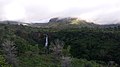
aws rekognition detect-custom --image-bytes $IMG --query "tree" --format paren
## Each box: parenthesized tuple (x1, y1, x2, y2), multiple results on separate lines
(50, 39, 71, 67)
(49, 39, 64, 66)
(2, 40, 18, 67)
(50, 39, 64, 59)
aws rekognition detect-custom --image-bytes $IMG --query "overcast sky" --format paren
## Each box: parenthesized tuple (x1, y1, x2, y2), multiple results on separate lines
(0, 0, 120, 24)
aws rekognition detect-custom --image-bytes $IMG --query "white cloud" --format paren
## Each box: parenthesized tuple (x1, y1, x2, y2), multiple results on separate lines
(3, 1, 26, 20)
(0, 0, 120, 24)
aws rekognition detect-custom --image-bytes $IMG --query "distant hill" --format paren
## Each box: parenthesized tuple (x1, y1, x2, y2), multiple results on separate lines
(0, 20, 31, 26)
(99, 24, 120, 28)
(1, 17, 120, 29)
(30, 17, 99, 28)
(0, 20, 20, 25)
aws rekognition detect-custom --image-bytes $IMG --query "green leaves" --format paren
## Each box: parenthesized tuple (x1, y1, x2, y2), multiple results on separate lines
(0, 55, 11, 67)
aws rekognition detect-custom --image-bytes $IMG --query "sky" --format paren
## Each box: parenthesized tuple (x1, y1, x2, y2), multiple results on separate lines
(0, 0, 120, 24)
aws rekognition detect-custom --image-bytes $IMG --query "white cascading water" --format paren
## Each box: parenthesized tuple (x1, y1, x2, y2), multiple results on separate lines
(45, 34, 48, 47)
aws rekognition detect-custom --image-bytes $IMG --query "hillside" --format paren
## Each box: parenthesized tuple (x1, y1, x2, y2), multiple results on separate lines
(28, 17, 120, 30)
(1, 17, 120, 29)
(0, 18, 120, 67)
(0, 23, 120, 67)
(30, 17, 99, 28)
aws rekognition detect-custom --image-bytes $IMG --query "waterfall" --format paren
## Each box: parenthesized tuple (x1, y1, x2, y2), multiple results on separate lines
(45, 34, 48, 47)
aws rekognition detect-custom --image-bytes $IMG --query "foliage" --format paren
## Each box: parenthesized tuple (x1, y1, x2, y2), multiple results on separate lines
(0, 55, 11, 67)
(0, 24, 120, 66)
(71, 58, 104, 67)
(2, 40, 18, 67)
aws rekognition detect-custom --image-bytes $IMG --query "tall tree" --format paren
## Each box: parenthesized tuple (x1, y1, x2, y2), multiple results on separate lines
(2, 40, 18, 67)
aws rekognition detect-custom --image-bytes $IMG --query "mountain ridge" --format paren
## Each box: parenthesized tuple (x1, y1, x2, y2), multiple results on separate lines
(1, 17, 120, 29)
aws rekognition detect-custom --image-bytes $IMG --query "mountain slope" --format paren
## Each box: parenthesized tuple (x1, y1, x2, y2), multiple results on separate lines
(30, 17, 99, 28)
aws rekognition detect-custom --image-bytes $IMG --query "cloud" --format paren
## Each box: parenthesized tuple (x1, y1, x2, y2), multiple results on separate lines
(0, 0, 120, 24)
(3, 1, 26, 20)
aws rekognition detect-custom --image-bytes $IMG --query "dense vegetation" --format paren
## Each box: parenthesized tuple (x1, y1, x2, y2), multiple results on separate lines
(0, 22, 120, 67)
